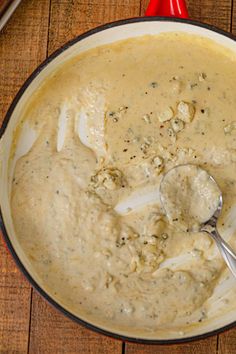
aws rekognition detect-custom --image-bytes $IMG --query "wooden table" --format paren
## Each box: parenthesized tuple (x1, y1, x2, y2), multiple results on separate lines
(0, 0, 236, 353)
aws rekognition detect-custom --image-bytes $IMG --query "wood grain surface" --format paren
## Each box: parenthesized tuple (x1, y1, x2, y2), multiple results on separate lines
(232, 1, 236, 34)
(0, 1, 50, 352)
(48, 0, 141, 55)
(0, 0, 236, 353)
(0, 1, 14, 17)
(28, 291, 122, 354)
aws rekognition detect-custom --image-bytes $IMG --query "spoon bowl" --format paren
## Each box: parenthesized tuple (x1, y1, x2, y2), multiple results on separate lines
(160, 164, 236, 278)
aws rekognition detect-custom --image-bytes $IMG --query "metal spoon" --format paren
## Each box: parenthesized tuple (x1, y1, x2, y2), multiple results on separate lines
(160, 164, 236, 278)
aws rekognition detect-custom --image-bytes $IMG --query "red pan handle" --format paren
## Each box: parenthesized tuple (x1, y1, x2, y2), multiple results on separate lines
(145, 0, 189, 18)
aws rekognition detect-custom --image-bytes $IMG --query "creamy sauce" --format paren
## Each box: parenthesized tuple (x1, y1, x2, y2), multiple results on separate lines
(10, 33, 236, 337)
(160, 164, 221, 231)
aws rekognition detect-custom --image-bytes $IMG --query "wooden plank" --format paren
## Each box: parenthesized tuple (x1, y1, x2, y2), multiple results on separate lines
(0, 237, 31, 353)
(0, 0, 50, 352)
(126, 338, 217, 354)
(141, 0, 232, 31)
(232, 0, 236, 34)
(218, 328, 236, 354)
(186, 0, 232, 31)
(29, 1, 140, 353)
(29, 291, 122, 354)
(0, 0, 51, 120)
(48, 0, 141, 55)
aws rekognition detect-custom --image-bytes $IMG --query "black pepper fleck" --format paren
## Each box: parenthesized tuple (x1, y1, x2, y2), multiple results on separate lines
(150, 82, 158, 88)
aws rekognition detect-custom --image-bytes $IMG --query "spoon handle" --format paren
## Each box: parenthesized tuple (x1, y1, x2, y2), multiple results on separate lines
(145, 0, 189, 18)
(205, 228, 236, 277)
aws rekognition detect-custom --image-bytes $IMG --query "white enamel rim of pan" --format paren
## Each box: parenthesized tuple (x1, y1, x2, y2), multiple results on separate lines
(1, 17, 236, 344)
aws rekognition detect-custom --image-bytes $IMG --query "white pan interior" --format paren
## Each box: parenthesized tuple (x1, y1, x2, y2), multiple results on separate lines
(1, 19, 236, 341)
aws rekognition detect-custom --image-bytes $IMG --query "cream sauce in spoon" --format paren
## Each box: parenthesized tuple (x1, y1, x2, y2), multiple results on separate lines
(160, 164, 221, 231)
